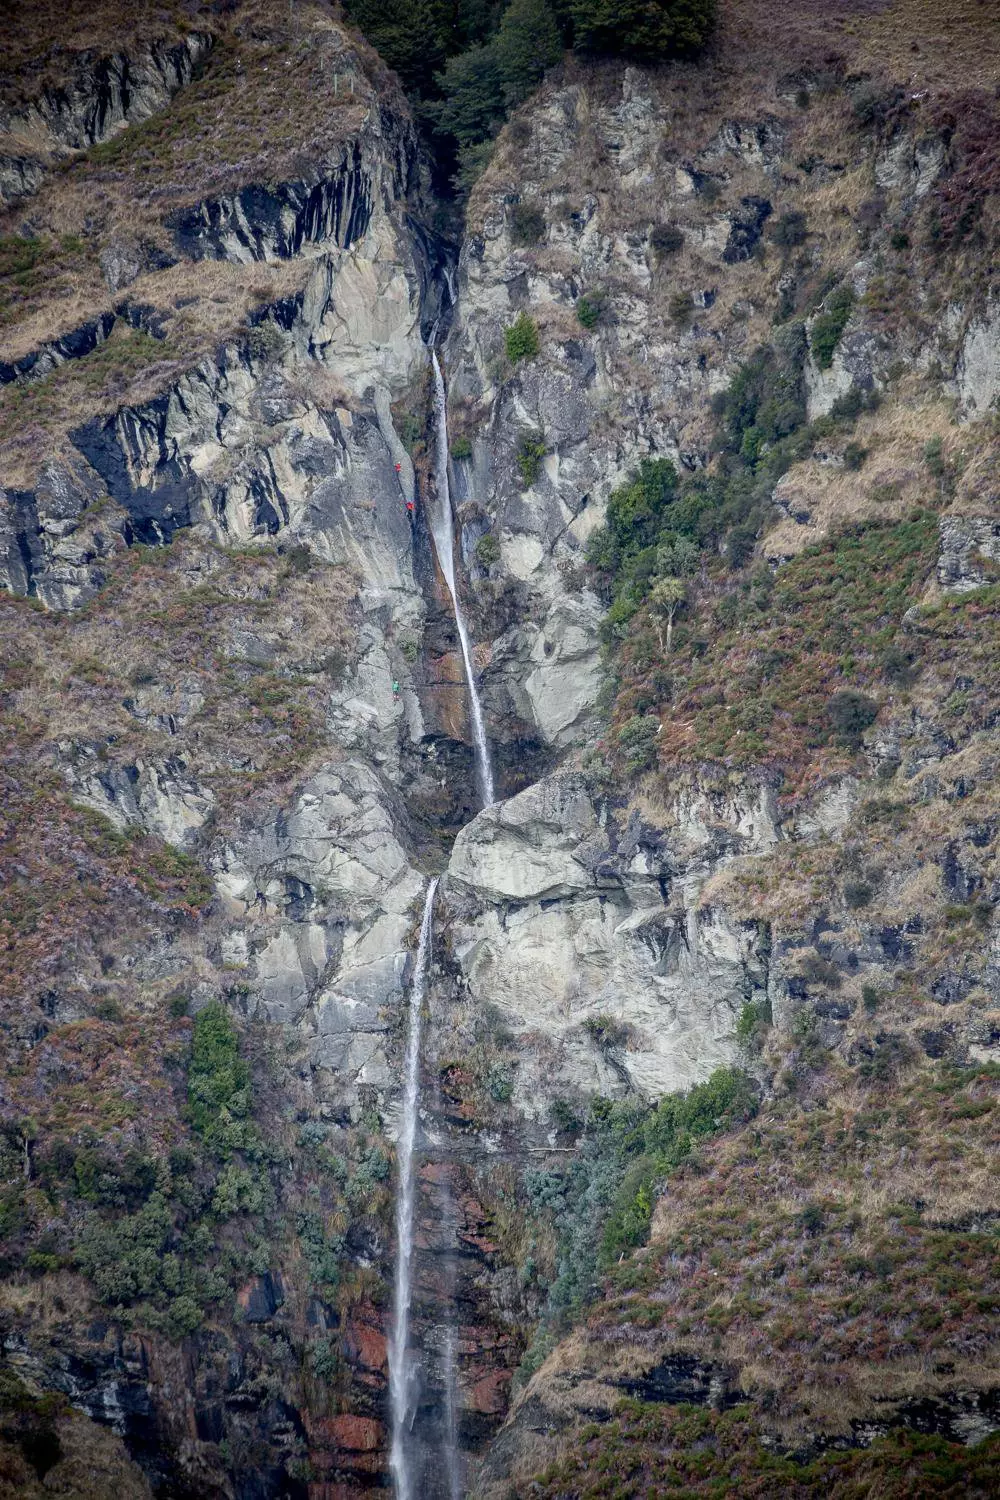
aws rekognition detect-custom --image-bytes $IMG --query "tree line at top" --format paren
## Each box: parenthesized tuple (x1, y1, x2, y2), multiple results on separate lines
(344, 0, 717, 190)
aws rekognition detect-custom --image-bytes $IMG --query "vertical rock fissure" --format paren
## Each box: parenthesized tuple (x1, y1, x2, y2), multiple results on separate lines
(389, 876, 439, 1500)
(429, 346, 496, 809)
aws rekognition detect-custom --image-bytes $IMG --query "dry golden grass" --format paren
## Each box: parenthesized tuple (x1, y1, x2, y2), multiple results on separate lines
(2, 253, 308, 366)
(855, 0, 1000, 94)
(764, 394, 963, 559)
(0, 529, 358, 813)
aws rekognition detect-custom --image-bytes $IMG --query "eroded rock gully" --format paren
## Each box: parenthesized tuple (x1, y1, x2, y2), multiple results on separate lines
(3, 10, 1000, 1497)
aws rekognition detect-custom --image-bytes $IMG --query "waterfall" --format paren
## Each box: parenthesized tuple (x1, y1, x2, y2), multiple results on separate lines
(429, 350, 496, 808)
(389, 877, 439, 1500)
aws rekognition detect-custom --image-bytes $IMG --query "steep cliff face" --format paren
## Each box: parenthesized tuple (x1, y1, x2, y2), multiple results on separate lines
(2, 0, 1000, 1497)
(436, 2, 1000, 1492)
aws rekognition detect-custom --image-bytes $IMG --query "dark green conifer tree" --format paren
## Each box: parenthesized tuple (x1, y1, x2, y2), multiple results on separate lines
(570, 0, 716, 60)
(494, 0, 562, 107)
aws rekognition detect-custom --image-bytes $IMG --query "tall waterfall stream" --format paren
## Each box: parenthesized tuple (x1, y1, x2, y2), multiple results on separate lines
(388, 877, 439, 1500)
(388, 339, 498, 1497)
(429, 349, 496, 809)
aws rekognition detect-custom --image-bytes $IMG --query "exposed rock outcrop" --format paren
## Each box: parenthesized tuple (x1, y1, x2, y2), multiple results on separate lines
(0, 32, 213, 208)
(441, 773, 775, 1108)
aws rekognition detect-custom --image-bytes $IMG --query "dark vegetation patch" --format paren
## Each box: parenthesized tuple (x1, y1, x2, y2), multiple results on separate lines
(517, 1067, 758, 1370)
(589, 1065, 1000, 1422)
(0, 997, 394, 1347)
(529, 1403, 1000, 1498)
(931, 90, 1000, 249)
(581, 320, 941, 793)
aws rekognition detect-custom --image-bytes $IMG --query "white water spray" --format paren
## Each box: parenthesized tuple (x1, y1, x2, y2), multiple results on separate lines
(389, 877, 439, 1500)
(429, 350, 495, 808)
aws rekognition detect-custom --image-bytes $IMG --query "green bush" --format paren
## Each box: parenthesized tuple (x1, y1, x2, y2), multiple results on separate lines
(843, 441, 868, 470)
(550, 1098, 583, 1134)
(517, 431, 546, 485)
(583, 1014, 630, 1050)
(844, 880, 873, 909)
(505, 312, 540, 362)
(475, 532, 501, 568)
(525, 1067, 756, 1324)
(245, 321, 286, 363)
(510, 200, 547, 245)
(296, 1210, 343, 1291)
(311, 1338, 339, 1379)
(495, 0, 562, 108)
(735, 997, 772, 1052)
(576, 292, 604, 328)
(826, 688, 879, 748)
(450, 434, 473, 460)
(881, 646, 916, 686)
(487, 1064, 515, 1102)
(616, 714, 660, 773)
(810, 284, 855, 368)
(924, 435, 946, 478)
(187, 1003, 252, 1152)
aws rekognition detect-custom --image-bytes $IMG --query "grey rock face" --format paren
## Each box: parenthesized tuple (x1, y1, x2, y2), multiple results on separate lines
(169, 153, 375, 264)
(0, 460, 115, 609)
(938, 515, 1000, 592)
(956, 294, 1000, 417)
(442, 775, 776, 1110)
(212, 761, 426, 1109)
(62, 748, 215, 848)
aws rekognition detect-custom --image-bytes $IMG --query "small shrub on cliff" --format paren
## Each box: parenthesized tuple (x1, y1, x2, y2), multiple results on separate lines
(826, 688, 879, 749)
(616, 714, 659, 773)
(770, 210, 808, 248)
(668, 290, 694, 327)
(844, 879, 873, 909)
(450, 434, 473, 460)
(517, 431, 546, 485)
(475, 532, 501, 569)
(486, 1063, 515, 1102)
(187, 1002, 252, 1152)
(510, 200, 547, 245)
(505, 312, 540, 363)
(583, 1014, 630, 1051)
(650, 222, 684, 259)
(810, 284, 855, 368)
(576, 292, 605, 329)
(245, 321, 286, 364)
(735, 997, 772, 1052)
